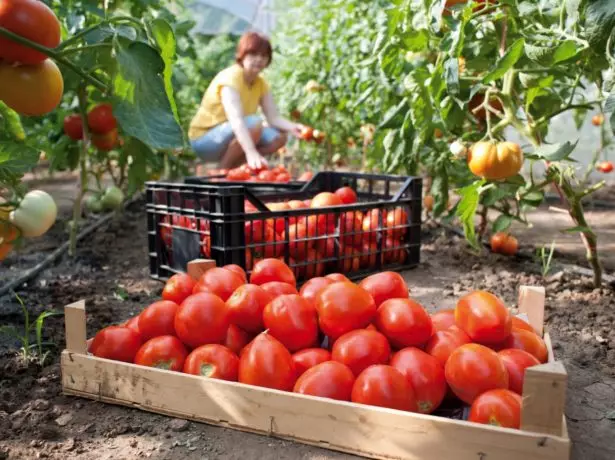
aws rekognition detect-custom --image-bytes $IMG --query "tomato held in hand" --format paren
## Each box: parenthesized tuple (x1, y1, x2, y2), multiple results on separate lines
(87, 103, 117, 134)
(134, 335, 188, 371)
(294, 361, 355, 401)
(263, 294, 319, 352)
(331, 329, 391, 376)
(425, 326, 471, 367)
(260, 281, 299, 297)
(137, 300, 179, 341)
(468, 389, 522, 429)
(250, 258, 296, 287)
(431, 309, 456, 332)
(90, 326, 141, 363)
(224, 324, 252, 356)
(63, 114, 83, 140)
(358, 271, 410, 307)
(193, 267, 245, 301)
(500, 328, 548, 363)
(162, 273, 196, 305)
(183, 344, 239, 381)
(351, 365, 417, 412)
(292, 348, 332, 377)
(316, 282, 377, 340)
(455, 290, 512, 345)
(375, 298, 432, 349)
(445, 343, 509, 405)
(390, 347, 446, 414)
(498, 348, 540, 395)
(238, 332, 297, 391)
(0, 0, 61, 64)
(226, 284, 273, 334)
(174, 292, 230, 348)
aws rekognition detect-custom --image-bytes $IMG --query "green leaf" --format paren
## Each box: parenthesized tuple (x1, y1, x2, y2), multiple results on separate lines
(561, 225, 592, 234)
(456, 180, 484, 249)
(483, 39, 524, 83)
(402, 29, 429, 51)
(444, 57, 460, 95)
(34, 311, 62, 354)
(112, 38, 184, 150)
(150, 19, 181, 125)
(431, 165, 449, 217)
(532, 140, 578, 161)
(523, 190, 545, 205)
(124, 137, 153, 196)
(586, 0, 615, 52)
(492, 214, 513, 233)
(378, 98, 409, 129)
(0, 141, 40, 185)
(552, 41, 580, 64)
(0, 102, 25, 141)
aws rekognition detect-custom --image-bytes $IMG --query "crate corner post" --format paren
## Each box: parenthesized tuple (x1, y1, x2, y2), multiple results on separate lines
(187, 259, 217, 281)
(64, 300, 87, 354)
(517, 285, 546, 336)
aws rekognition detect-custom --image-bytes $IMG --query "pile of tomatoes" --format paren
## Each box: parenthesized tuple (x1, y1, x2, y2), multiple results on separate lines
(159, 186, 410, 278)
(90, 259, 547, 430)
(63, 103, 120, 151)
(0, 0, 64, 116)
(204, 164, 314, 183)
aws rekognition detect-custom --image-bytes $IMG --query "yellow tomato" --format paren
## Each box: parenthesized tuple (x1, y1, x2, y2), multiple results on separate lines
(468, 141, 523, 180)
(0, 59, 64, 116)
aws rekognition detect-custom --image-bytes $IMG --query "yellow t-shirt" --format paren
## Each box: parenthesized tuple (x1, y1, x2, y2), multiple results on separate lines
(188, 64, 270, 140)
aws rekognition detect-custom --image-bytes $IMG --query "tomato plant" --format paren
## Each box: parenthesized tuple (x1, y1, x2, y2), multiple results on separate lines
(331, 329, 391, 376)
(238, 332, 297, 391)
(293, 361, 356, 401)
(183, 344, 239, 381)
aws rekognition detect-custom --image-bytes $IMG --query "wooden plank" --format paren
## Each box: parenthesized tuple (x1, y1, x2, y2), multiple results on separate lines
(518, 286, 546, 336)
(64, 300, 87, 354)
(187, 259, 216, 281)
(520, 361, 568, 437)
(61, 352, 570, 460)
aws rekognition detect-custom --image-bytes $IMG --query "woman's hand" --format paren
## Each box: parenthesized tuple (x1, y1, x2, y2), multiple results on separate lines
(289, 123, 306, 138)
(245, 150, 268, 170)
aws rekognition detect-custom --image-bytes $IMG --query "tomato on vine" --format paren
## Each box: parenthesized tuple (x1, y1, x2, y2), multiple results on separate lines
(468, 141, 524, 180)
(88, 103, 117, 134)
(63, 114, 84, 140)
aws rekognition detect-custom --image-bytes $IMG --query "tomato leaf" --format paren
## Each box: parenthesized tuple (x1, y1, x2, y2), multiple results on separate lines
(531, 140, 578, 161)
(0, 102, 25, 142)
(492, 214, 513, 233)
(431, 165, 449, 217)
(444, 57, 460, 95)
(0, 141, 40, 185)
(560, 225, 592, 234)
(112, 38, 184, 150)
(402, 29, 429, 51)
(379, 98, 409, 129)
(150, 18, 181, 125)
(586, 0, 615, 52)
(482, 38, 524, 83)
(124, 137, 153, 196)
(456, 180, 484, 249)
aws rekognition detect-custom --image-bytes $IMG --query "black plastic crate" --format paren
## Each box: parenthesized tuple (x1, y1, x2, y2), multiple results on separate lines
(146, 172, 422, 284)
(184, 175, 306, 192)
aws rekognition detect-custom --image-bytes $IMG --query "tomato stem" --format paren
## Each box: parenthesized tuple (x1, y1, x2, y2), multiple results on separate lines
(57, 43, 113, 57)
(0, 27, 108, 92)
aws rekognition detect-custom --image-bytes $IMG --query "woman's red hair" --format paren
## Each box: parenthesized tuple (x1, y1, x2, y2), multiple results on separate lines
(236, 31, 273, 66)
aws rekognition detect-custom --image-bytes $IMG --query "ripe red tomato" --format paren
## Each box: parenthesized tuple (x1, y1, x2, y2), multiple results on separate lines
(351, 365, 417, 412)
(293, 361, 355, 401)
(299, 277, 334, 304)
(431, 309, 456, 333)
(292, 348, 331, 377)
(224, 324, 252, 355)
(137, 300, 179, 341)
(339, 212, 363, 246)
(122, 316, 141, 337)
(468, 389, 522, 429)
(316, 282, 377, 339)
(325, 273, 350, 283)
(310, 192, 343, 208)
(90, 326, 141, 363)
(260, 281, 298, 297)
(238, 332, 297, 391)
(183, 344, 239, 381)
(226, 284, 273, 333)
(424, 326, 471, 367)
(0, 0, 61, 65)
(498, 348, 540, 395)
(455, 290, 512, 345)
(63, 114, 83, 140)
(91, 128, 118, 151)
(375, 298, 432, 349)
(87, 103, 117, 134)
(263, 294, 319, 352)
(298, 171, 314, 181)
(390, 347, 446, 414)
(226, 168, 251, 181)
(511, 316, 537, 335)
(334, 186, 358, 204)
(174, 292, 230, 348)
(331, 329, 391, 376)
(134, 335, 188, 371)
(500, 328, 548, 363)
(445, 343, 509, 404)
(384, 208, 408, 238)
(597, 161, 613, 173)
(193, 267, 245, 301)
(250, 258, 296, 286)
(162, 273, 196, 305)
(358, 271, 409, 307)
(223, 264, 247, 283)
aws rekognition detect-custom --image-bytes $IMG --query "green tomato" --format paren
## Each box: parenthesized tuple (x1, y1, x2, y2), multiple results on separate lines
(86, 195, 104, 213)
(10, 190, 57, 238)
(100, 186, 124, 211)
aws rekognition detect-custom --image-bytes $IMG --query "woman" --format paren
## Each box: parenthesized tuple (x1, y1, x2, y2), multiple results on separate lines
(188, 31, 304, 170)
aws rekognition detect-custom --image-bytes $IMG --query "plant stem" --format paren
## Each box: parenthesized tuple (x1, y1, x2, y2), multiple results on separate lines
(0, 27, 107, 92)
(57, 43, 112, 57)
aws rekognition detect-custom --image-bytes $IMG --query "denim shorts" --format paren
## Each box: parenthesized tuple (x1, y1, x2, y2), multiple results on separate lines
(190, 114, 283, 162)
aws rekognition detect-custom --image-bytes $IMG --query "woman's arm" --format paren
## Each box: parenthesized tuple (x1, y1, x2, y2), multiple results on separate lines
(221, 86, 267, 168)
(261, 92, 303, 137)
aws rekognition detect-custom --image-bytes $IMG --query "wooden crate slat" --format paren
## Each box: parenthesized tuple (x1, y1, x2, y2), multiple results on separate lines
(62, 351, 570, 460)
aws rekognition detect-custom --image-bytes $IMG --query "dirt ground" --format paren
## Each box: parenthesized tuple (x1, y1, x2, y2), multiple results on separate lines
(0, 183, 614, 459)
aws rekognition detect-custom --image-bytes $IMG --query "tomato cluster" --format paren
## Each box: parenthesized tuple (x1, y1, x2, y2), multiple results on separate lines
(90, 262, 547, 429)
(203, 164, 313, 183)
(158, 186, 410, 279)
(63, 103, 119, 151)
(0, 0, 63, 116)
(299, 126, 325, 144)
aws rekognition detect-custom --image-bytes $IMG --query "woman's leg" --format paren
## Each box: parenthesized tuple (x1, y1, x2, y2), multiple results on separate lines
(257, 127, 288, 156)
(219, 119, 263, 169)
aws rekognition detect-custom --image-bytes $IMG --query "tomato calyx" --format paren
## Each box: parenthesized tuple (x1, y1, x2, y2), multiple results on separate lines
(152, 359, 175, 370)
(200, 363, 215, 377)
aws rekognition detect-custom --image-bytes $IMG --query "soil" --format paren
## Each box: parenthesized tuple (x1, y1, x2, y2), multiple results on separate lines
(0, 198, 614, 460)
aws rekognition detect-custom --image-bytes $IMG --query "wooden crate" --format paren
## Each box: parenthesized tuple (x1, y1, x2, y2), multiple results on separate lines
(61, 260, 571, 460)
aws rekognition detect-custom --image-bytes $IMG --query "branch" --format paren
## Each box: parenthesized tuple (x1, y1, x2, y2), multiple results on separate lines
(537, 102, 600, 124)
